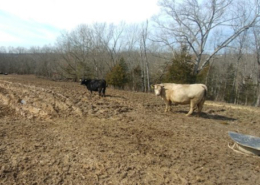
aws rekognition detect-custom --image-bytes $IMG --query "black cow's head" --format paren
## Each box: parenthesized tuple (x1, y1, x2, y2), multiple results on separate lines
(81, 79, 91, 85)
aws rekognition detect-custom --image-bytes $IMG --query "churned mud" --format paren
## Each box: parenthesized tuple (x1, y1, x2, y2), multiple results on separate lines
(1, 75, 260, 185)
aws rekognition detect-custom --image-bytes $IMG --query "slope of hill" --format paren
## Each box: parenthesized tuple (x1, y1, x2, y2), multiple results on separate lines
(1, 75, 260, 184)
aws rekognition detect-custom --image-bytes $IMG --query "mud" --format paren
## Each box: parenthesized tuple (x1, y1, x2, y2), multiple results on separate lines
(1, 75, 260, 185)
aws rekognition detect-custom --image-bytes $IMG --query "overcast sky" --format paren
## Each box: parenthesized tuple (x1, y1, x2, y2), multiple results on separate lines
(0, 0, 160, 48)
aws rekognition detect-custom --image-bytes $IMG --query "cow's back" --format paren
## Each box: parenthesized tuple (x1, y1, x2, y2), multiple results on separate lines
(162, 83, 207, 104)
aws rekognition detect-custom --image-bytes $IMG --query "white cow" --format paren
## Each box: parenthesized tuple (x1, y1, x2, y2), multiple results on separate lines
(153, 83, 207, 116)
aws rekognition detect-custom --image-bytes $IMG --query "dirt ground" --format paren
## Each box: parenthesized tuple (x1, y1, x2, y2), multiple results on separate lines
(1, 75, 260, 185)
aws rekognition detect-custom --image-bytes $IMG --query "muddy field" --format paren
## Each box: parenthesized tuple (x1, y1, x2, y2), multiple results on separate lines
(0, 75, 260, 185)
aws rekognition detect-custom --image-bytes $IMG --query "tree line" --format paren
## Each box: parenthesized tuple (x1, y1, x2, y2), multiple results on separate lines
(1, 0, 260, 107)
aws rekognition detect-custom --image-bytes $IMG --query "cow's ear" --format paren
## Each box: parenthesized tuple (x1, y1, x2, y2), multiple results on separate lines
(151, 85, 154, 89)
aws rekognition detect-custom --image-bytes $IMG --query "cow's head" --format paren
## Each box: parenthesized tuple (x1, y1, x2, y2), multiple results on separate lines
(81, 79, 91, 85)
(153, 84, 164, 96)
(81, 79, 86, 85)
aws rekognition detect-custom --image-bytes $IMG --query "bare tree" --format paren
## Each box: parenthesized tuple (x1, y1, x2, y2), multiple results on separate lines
(91, 23, 108, 78)
(123, 24, 142, 90)
(139, 20, 151, 92)
(55, 25, 93, 81)
(154, 0, 260, 74)
(101, 22, 126, 69)
(229, 11, 251, 104)
(30, 46, 58, 78)
(252, 26, 260, 106)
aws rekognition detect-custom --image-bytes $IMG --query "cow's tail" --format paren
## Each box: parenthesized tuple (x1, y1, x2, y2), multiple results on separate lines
(202, 84, 207, 99)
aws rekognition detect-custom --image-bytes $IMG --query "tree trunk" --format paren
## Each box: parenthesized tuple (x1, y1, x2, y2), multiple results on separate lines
(256, 92, 260, 107)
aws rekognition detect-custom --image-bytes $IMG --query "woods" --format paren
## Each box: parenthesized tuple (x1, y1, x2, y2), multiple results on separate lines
(1, 0, 260, 106)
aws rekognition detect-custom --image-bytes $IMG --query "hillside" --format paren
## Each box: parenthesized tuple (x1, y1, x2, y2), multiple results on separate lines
(0, 75, 260, 185)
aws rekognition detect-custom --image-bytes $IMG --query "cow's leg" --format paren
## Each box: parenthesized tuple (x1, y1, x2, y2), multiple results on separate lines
(168, 101, 172, 112)
(197, 100, 205, 117)
(164, 104, 168, 112)
(102, 88, 106, 97)
(165, 101, 171, 112)
(98, 88, 102, 97)
(186, 101, 195, 116)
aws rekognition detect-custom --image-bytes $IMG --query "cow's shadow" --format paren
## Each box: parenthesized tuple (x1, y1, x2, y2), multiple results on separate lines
(81, 93, 126, 100)
(200, 112, 236, 121)
(176, 110, 236, 121)
(105, 95, 127, 100)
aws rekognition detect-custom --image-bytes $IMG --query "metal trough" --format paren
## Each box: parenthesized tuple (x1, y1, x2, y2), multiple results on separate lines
(228, 131, 260, 156)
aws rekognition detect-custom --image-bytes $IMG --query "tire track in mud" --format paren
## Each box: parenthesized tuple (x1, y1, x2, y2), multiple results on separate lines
(0, 80, 133, 120)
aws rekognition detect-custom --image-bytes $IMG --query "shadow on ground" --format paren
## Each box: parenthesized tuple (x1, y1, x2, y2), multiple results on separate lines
(175, 110, 237, 121)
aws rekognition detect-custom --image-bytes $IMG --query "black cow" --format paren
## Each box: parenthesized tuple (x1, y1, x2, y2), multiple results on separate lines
(81, 79, 107, 97)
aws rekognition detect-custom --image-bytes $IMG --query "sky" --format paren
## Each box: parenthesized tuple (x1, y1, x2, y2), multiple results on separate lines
(0, 0, 160, 49)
